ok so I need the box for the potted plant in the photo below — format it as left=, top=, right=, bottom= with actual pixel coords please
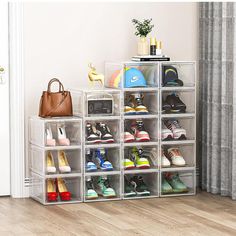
left=132, top=18, right=154, bottom=56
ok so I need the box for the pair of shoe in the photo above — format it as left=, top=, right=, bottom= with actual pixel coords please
left=46, top=126, right=70, bottom=146
left=86, top=176, right=116, bottom=199
left=47, top=178, right=71, bottom=202
left=161, top=148, right=186, bottom=167
left=86, top=148, right=113, bottom=172
left=124, top=120, right=150, bottom=142
left=124, top=93, right=149, bottom=115
left=162, top=94, right=186, bottom=113
left=86, top=122, right=114, bottom=144
left=124, top=176, right=150, bottom=197
left=162, top=173, right=188, bottom=194
left=162, top=120, right=187, bottom=140
left=124, top=147, right=151, bottom=170
left=47, top=151, right=71, bottom=173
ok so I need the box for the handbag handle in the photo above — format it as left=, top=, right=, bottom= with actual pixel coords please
left=47, top=78, right=65, bottom=93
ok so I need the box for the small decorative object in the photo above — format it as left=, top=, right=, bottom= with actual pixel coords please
left=88, top=63, right=104, bottom=87
left=156, top=41, right=162, bottom=56
left=150, top=37, right=156, bottom=55
left=132, top=18, right=154, bottom=56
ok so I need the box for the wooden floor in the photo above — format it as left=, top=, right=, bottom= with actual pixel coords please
left=0, top=191, right=236, bottom=236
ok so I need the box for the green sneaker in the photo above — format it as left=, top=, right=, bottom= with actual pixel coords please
left=124, top=176, right=136, bottom=197
left=85, top=178, right=98, bottom=200
left=162, top=178, right=173, bottom=194
left=167, top=174, right=188, bottom=193
left=130, top=175, right=150, bottom=196
left=97, top=176, right=116, bottom=198
left=131, top=147, right=150, bottom=169
left=123, top=157, right=135, bottom=170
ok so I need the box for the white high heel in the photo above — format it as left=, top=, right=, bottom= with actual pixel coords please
left=57, top=126, right=70, bottom=146
left=46, top=127, right=56, bottom=146
left=58, top=150, right=71, bottom=173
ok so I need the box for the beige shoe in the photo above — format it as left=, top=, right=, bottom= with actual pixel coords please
left=46, top=151, right=56, bottom=173
left=58, top=151, right=71, bottom=173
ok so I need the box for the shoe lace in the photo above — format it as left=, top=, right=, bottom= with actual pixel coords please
left=136, top=120, right=145, bottom=131
left=99, top=123, right=111, bottom=135
left=103, top=179, right=111, bottom=188
left=172, top=120, right=181, bottom=129
left=86, top=180, right=93, bottom=189
left=135, top=97, right=144, bottom=106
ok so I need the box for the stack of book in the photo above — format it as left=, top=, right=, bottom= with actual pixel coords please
left=132, top=55, right=170, bottom=62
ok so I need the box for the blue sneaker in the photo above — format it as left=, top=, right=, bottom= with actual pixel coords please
left=86, top=150, right=97, bottom=172
left=95, top=148, right=113, bottom=171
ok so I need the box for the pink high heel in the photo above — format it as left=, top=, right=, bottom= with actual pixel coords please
left=46, top=127, right=56, bottom=146
left=57, top=126, right=70, bottom=146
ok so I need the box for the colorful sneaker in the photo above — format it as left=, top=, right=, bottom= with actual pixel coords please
left=162, top=177, right=173, bottom=194
left=94, top=148, right=113, bottom=171
left=164, top=119, right=187, bottom=140
left=161, top=121, right=173, bottom=140
left=165, top=94, right=186, bottom=113
left=131, top=120, right=150, bottom=142
left=131, top=147, right=150, bottom=169
left=124, top=96, right=136, bottom=115
left=124, top=176, right=136, bottom=197
left=86, top=123, right=101, bottom=144
left=123, top=155, right=135, bottom=170
left=166, top=173, right=188, bottom=193
left=85, top=149, right=97, bottom=172
left=130, top=176, right=150, bottom=196
left=96, top=123, right=114, bottom=143
left=161, top=149, right=171, bottom=167
left=133, top=93, right=149, bottom=114
left=85, top=177, right=98, bottom=200
left=96, top=176, right=116, bottom=198
left=168, top=147, right=186, bottom=166
left=124, top=126, right=135, bottom=143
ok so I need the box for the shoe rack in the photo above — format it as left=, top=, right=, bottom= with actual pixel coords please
left=104, top=61, right=196, bottom=199
left=71, top=89, right=122, bottom=202
left=29, top=116, right=83, bottom=205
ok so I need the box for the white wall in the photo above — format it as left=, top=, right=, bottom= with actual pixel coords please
left=24, top=2, right=198, bottom=115
left=23, top=2, right=198, bottom=175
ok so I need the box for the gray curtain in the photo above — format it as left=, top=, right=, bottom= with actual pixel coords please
left=199, top=2, right=236, bottom=199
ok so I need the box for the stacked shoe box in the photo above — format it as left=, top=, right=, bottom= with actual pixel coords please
left=160, top=62, right=196, bottom=196
left=29, top=116, right=83, bottom=205
left=71, top=89, right=122, bottom=202
left=105, top=61, right=196, bottom=198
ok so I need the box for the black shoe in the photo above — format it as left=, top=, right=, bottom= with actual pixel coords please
left=130, top=176, right=150, bottom=196
left=124, top=176, right=136, bottom=197
left=86, top=123, right=101, bottom=144
left=96, top=123, right=114, bottom=143
left=165, top=94, right=186, bottom=113
left=162, top=100, right=171, bottom=113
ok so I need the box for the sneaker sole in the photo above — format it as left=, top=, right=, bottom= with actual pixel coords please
left=101, top=139, right=115, bottom=143
left=137, top=165, right=150, bottom=169
left=124, top=138, right=135, bottom=143
left=162, top=135, right=173, bottom=141
left=124, top=166, right=136, bottom=170
left=136, top=137, right=150, bottom=142
left=86, top=196, right=99, bottom=200
left=174, top=135, right=187, bottom=140
left=124, top=192, right=137, bottom=197
left=136, top=191, right=150, bottom=196
left=86, top=140, right=101, bottom=144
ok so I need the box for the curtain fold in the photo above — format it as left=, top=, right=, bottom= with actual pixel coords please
left=199, top=2, right=236, bottom=199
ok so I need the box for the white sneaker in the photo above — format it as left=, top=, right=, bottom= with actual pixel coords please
left=168, top=147, right=186, bottom=166
left=161, top=122, right=173, bottom=140
left=161, top=150, right=171, bottom=167
left=164, top=119, right=186, bottom=140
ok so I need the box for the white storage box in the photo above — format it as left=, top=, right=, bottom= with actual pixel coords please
left=30, top=172, right=82, bottom=205
left=29, top=116, right=82, bottom=148
left=29, top=145, right=82, bottom=176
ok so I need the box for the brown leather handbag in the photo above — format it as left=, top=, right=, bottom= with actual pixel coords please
left=39, top=78, right=73, bottom=118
